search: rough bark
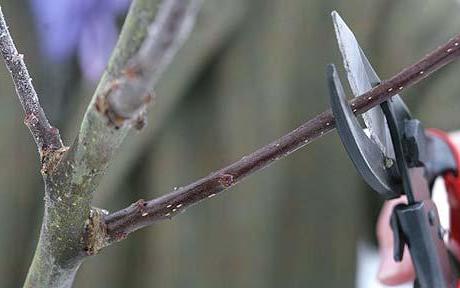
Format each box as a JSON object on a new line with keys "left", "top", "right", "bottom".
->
{"left": 18, "top": 0, "right": 202, "bottom": 287}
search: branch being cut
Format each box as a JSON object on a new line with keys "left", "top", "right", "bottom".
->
{"left": 102, "top": 31, "right": 460, "bottom": 245}
{"left": 0, "top": 7, "right": 64, "bottom": 162}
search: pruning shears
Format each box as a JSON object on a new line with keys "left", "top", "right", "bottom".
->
{"left": 328, "top": 12, "right": 460, "bottom": 288}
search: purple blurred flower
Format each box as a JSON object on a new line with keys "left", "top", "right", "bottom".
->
{"left": 30, "top": 0, "right": 131, "bottom": 81}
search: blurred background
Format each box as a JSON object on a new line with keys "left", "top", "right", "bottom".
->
{"left": 0, "top": 0, "right": 460, "bottom": 287}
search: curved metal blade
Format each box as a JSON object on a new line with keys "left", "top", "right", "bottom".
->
{"left": 327, "top": 64, "right": 400, "bottom": 199}
{"left": 332, "top": 11, "right": 398, "bottom": 159}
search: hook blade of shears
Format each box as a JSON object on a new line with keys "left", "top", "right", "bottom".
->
{"left": 332, "top": 11, "right": 400, "bottom": 159}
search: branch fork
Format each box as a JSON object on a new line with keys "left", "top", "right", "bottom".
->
{"left": 0, "top": 1, "right": 459, "bottom": 287}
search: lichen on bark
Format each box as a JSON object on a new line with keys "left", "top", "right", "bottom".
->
{"left": 21, "top": 0, "right": 203, "bottom": 287}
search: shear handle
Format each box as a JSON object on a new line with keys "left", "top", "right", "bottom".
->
{"left": 428, "top": 129, "right": 460, "bottom": 262}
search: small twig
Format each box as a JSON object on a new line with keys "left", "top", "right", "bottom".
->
{"left": 0, "top": 7, "right": 63, "bottom": 158}
{"left": 104, "top": 31, "right": 460, "bottom": 244}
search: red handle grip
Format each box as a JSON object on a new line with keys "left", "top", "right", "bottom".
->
{"left": 428, "top": 129, "right": 460, "bottom": 261}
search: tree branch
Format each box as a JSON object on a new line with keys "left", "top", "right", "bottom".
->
{"left": 103, "top": 31, "right": 460, "bottom": 245}
{"left": 22, "top": 0, "right": 202, "bottom": 287}
{"left": 106, "top": 0, "right": 202, "bottom": 122}
{"left": 0, "top": 7, "right": 64, "bottom": 164}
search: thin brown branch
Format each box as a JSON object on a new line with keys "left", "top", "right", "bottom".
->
{"left": 0, "top": 7, "right": 64, "bottom": 159}
{"left": 103, "top": 31, "right": 460, "bottom": 244}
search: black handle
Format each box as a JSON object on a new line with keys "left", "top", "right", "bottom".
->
{"left": 392, "top": 200, "right": 456, "bottom": 287}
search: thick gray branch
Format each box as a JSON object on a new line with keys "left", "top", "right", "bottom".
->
{"left": 103, "top": 0, "right": 202, "bottom": 125}
{"left": 22, "top": 0, "right": 203, "bottom": 287}
{"left": 0, "top": 7, "right": 64, "bottom": 160}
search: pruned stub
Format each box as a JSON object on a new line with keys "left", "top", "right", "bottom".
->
{"left": 95, "top": 68, "right": 155, "bottom": 130}
{"left": 40, "top": 146, "right": 69, "bottom": 176}
{"left": 95, "top": 80, "right": 127, "bottom": 129}
{"left": 83, "top": 208, "right": 109, "bottom": 256}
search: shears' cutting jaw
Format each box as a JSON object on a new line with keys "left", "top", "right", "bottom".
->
{"left": 327, "top": 65, "right": 400, "bottom": 199}
{"left": 331, "top": 10, "right": 412, "bottom": 158}
{"left": 329, "top": 12, "right": 459, "bottom": 287}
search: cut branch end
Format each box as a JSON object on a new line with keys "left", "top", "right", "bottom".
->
{"left": 83, "top": 208, "right": 110, "bottom": 256}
